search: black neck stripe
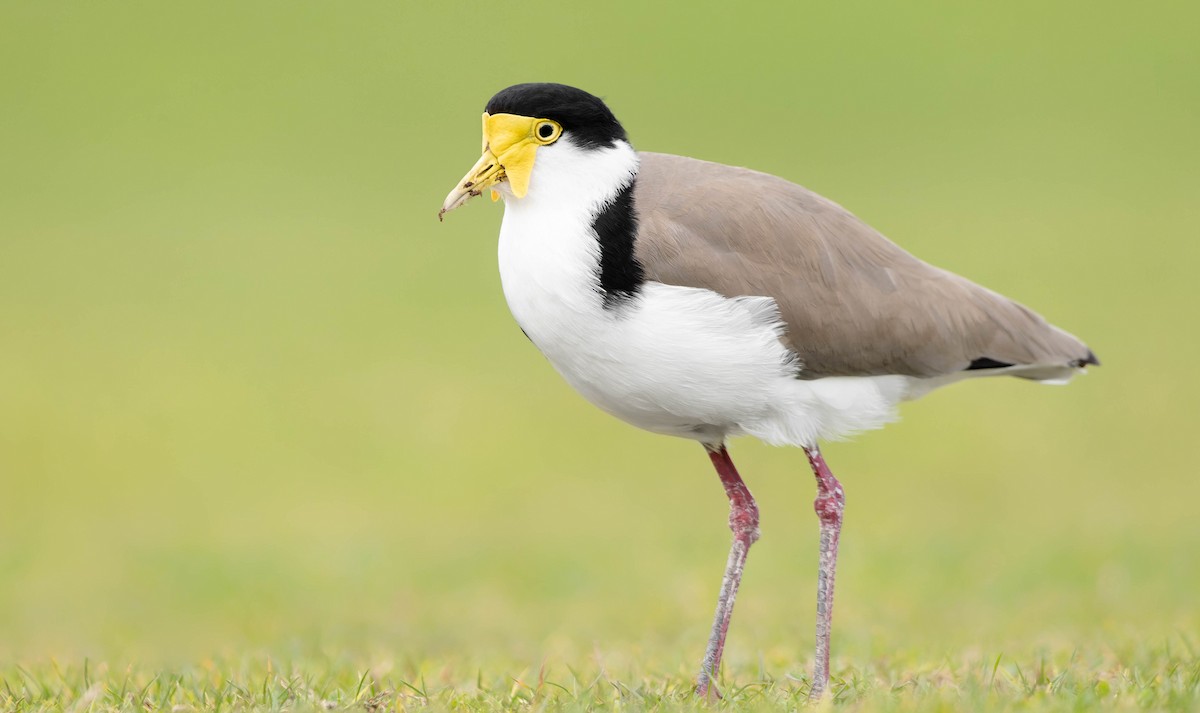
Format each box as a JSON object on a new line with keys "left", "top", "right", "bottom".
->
{"left": 591, "top": 179, "right": 644, "bottom": 308}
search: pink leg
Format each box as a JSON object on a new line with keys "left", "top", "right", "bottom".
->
{"left": 804, "top": 445, "right": 845, "bottom": 700}
{"left": 695, "top": 444, "right": 760, "bottom": 699}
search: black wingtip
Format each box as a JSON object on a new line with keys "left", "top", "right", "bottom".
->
{"left": 1072, "top": 349, "right": 1100, "bottom": 368}
{"left": 966, "top": 357, "right": 1014, "bottom": 371}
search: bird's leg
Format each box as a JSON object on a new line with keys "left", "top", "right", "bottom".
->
{"left": 695, "top": 443, "right": 760, "bottom": 699}
{"left": 804, "top": 444, "right": 845, "bottom": 700}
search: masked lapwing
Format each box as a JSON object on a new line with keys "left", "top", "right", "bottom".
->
{"left": 439, "top": 83, "right": 1098, "bottom": 700}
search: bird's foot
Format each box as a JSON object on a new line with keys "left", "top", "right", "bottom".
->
{"left": 695, "top": 678, "right": 723, "bottom": 701}
{"left": 808, "top": 675, "right": 831, "bottom": 702}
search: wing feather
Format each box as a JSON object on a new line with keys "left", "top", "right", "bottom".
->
{"left": 632, "top": 152, "right": 1094, "bottom": 379}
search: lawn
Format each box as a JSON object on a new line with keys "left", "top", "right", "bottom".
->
{"left": 5, "top": 642, "right": 1200, "bottom": 711}
{"left": 1, "top": 2, "right": 1198, "bottom": 711}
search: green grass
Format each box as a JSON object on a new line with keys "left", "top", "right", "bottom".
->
{"left": 1, "top": 1, "right": 1198, "bottom": 711}
{"left": 5, "top": 641, "right": 1200, "bottom": 711}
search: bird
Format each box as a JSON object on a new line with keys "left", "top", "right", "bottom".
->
{"left": 438, "top": 82, "right": 1098, "bottom": 700}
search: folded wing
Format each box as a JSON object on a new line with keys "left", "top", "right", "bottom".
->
{"left": 632, "top": 152, "right": 1096, "bottom": 380}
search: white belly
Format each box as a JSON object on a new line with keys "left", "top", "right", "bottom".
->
{"left": 509, "top": 277, "right": 804, "bottom": 441}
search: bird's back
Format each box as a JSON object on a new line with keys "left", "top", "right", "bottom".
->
{"left": 632, "top": 152, "right": 1096, "bottom": 380}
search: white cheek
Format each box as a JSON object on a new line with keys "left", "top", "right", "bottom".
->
{"left": 521, "top": 138, "right": 639, "bottom": 208}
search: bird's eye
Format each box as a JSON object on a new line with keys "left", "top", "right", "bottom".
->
{"left": 534, "top": 120, "right": 561, "bottom": 144}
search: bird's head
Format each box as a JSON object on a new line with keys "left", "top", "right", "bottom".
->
{"left": 439, "top": 83, "right": 630, "bottom": 220}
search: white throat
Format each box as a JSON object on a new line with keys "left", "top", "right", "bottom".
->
{"left": 496, "top": 138, "right": 640, "bottom": 339}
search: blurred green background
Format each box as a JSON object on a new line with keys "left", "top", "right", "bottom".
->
{"left": 1, "top": 0, "right": 1197, "bottom": 683}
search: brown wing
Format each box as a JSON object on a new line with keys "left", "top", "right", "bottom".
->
{"left": 632, "top": 152, "right": 1096, "bottom": 379}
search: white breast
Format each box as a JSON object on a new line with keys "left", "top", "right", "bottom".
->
{"left": 495, "top": 139, "right": 911, "bottom": 447}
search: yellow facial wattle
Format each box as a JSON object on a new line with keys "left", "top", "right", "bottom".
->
{"left": 439, "top": 112, "right": 562, "bottom": 219}
{"left": 480, "top": 113, "right": 561, "bottom": 198}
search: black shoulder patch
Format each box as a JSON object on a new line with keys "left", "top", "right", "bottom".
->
{"left": 591, "top": 180, "right": 645, "bottom": 308}
{"left": 966, "top": 357, "right": 1014, "bottom": 371}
